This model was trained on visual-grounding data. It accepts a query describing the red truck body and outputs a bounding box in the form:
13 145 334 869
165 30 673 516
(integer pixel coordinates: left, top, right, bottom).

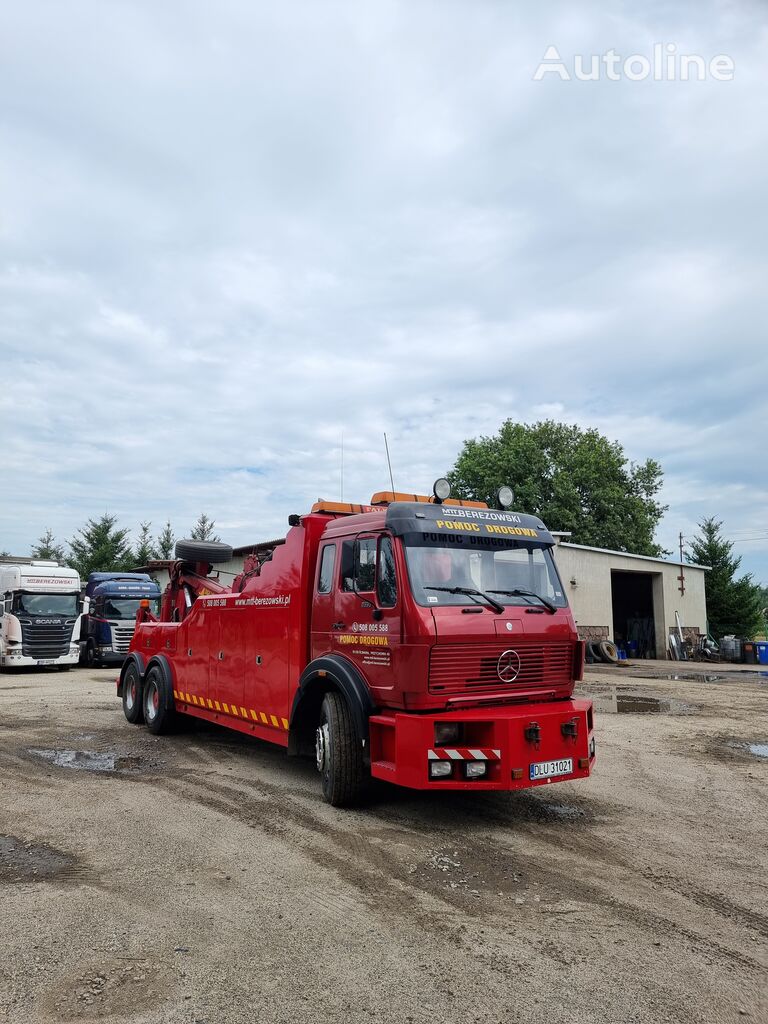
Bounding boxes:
119 492 595 803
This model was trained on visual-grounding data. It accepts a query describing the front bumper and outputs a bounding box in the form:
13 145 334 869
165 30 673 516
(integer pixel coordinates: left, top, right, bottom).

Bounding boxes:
0 647 80 668
368 698 595 791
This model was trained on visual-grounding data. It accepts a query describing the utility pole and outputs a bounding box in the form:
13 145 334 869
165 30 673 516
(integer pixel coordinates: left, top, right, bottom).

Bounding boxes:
677 531 686 595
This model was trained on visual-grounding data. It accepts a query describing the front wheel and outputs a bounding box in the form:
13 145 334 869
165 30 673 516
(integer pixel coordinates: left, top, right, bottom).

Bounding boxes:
85 640 97 668
315 691 367 807
122 662 144 725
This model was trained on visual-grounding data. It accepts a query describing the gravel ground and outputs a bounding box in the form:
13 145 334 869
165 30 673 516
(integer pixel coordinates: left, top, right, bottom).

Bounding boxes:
0 663 766 1024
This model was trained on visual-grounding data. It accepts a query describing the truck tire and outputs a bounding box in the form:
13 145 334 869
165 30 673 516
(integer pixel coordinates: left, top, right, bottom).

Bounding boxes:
598 641 619 664
85 639 97 668
142 664 175 735
315 691 366 807
122 662 144 725
174 539 233 564
586 642 601 663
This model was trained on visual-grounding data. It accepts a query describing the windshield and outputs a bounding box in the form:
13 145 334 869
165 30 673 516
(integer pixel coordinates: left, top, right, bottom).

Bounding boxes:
13 593 79 617
100 597 160 619
403 533 567 609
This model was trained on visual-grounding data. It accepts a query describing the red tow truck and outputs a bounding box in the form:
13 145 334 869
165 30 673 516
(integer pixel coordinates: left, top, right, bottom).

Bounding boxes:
118 482 595 805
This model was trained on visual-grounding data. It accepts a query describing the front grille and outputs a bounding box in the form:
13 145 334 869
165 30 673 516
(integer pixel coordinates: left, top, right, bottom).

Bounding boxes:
111 625 135 654
20 619 75 659
429 641 573 695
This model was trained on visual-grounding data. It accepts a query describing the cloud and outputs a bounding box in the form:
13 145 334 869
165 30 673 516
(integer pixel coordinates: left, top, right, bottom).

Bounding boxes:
0 0 766 582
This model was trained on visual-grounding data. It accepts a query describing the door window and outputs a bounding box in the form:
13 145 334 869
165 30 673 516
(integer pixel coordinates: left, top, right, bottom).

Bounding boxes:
317 544 336 594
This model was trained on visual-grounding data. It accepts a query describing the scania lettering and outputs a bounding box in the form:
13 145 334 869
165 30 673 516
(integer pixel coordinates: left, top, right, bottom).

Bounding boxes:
81 573 161 667
118 481 595 806
0 561 84 669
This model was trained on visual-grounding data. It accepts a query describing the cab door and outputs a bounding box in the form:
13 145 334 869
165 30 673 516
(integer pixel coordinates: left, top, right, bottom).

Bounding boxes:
332 534 401 699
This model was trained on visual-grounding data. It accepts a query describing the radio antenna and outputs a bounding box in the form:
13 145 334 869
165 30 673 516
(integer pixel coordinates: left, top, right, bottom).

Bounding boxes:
384 432 395 493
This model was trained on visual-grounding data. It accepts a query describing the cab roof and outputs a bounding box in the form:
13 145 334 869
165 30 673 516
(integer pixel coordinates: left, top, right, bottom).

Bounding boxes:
309 503 554 546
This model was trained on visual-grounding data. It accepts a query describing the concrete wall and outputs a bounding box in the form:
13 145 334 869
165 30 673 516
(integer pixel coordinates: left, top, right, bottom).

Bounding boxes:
553 543 707 658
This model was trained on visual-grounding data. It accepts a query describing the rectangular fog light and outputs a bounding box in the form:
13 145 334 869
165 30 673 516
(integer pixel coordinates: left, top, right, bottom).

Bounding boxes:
465 761 487 779
434 722 462 745
429 760 452 779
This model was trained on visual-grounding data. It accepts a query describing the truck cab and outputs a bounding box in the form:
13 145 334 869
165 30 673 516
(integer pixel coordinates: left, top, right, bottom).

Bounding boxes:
81 573 161 666
0 561 83 669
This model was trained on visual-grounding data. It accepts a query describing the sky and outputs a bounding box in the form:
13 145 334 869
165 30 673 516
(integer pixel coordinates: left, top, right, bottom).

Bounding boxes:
1 0 767 581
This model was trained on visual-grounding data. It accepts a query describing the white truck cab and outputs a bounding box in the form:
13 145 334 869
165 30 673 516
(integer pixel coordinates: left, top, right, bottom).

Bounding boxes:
0 561 84 669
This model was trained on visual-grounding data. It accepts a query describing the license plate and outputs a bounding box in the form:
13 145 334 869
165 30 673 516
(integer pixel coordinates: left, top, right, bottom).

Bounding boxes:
529 757 573 781
37 660 56 666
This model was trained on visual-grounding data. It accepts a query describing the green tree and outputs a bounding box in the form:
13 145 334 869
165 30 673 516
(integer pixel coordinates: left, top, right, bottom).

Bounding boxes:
68 514 133 579
155 520 176 559
688 518 764 639
448 420 667 555
189 513 220 542
132 521 157 566
31 528 67 563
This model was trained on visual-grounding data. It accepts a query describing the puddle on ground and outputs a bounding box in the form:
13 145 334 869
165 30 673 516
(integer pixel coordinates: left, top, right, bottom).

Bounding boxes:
590 691 697 715
0 835 78 883
29 749 141 773
663 673 723 683
747 743 768 758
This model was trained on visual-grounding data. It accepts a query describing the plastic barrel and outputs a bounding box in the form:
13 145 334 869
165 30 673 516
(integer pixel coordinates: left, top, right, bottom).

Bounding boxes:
720 637 735 661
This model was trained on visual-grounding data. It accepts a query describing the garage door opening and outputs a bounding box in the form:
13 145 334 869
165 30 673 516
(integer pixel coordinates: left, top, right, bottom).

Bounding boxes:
611 571 656 659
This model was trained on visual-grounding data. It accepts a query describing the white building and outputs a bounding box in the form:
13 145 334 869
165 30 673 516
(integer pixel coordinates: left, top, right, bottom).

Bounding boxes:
552 540 708 659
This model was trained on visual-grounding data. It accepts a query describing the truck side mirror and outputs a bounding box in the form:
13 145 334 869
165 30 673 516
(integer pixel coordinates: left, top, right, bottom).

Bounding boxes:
81 596 90 614
351 539 380 611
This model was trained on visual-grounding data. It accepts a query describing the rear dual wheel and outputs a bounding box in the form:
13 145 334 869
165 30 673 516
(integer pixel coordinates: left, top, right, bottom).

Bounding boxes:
122 662 144 724
142 665 176 735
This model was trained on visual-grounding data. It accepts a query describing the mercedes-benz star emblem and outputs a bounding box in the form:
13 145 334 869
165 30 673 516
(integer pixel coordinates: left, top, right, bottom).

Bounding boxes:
497 649 521 683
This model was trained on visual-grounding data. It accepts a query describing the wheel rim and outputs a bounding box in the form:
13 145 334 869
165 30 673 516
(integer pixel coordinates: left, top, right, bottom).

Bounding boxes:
125 678 135 711
315 720 330 773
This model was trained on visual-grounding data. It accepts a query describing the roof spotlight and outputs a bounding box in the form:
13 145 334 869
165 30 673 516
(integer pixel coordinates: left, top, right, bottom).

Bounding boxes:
433 478 452 502
497 485 515 509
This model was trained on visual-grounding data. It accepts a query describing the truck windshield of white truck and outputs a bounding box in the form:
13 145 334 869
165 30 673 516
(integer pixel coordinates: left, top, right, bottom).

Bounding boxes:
403 534 567 610
13 593 79 616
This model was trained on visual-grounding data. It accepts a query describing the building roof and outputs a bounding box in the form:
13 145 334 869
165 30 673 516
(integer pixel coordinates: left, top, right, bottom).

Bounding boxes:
557 542 709 571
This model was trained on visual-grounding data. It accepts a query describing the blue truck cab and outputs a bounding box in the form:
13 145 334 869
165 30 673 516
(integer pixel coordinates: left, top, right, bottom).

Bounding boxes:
81 573 161 666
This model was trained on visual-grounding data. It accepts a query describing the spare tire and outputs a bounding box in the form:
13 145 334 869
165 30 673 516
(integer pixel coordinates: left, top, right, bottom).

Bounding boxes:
598 640 619 664
586 642 602 663
174 539 233 564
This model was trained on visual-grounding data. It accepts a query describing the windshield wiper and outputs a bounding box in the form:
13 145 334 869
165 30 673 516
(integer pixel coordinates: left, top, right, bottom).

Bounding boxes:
425 586 505 615
488 589 558 614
